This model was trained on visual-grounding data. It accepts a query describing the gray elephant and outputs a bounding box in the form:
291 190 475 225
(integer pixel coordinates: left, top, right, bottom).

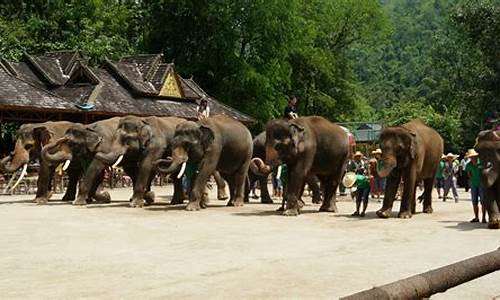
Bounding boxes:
475 129 500 229
93 116 186 207
41 118 121 205
157 115 253 210
0 121 78 204
251 116 349 216
376 120 443 218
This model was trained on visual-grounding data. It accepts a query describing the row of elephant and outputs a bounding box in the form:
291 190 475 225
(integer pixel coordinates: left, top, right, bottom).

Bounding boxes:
0 115 498 227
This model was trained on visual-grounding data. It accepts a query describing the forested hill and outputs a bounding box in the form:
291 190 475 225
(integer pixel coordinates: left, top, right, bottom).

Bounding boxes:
0 0 499 151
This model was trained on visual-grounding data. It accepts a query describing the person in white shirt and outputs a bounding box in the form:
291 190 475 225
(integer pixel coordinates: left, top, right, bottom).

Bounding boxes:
197 98 210 120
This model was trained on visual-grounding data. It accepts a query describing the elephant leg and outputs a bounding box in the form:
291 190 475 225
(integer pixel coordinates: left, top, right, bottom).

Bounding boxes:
377 170 401 218
213 171 229 200
486 186 500 229
62 162 81 201
187 160 217 211
143 173 156 206
227 168 247 207
398 167 417 219
319 175 339 213
34 161 54 204
171 176 185 205
422 178 434 214
223 173 236 206
123 165 137 202
307 175 322 204
74 159 106 205
259 175 273 204
283 163 307 216
130 154 157 208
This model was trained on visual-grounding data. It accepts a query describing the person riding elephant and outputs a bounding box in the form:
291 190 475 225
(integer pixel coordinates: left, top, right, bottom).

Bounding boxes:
41 118 122 205
375 119 444 218
156 115 253 210
251 116 349 216
92 116 186 207
475 129 500 229
0 121 78 204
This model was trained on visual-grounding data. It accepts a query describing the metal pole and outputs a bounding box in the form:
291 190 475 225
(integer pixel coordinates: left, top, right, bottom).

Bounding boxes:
341 248 500 300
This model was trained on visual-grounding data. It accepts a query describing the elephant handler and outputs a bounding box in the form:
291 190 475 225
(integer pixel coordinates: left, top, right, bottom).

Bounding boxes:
182 161 199 199
465 149 487 223
435 155 446 199
352 168 370 217
283 96 298 120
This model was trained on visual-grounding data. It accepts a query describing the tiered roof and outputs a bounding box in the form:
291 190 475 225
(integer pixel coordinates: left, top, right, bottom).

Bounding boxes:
0 50 254 123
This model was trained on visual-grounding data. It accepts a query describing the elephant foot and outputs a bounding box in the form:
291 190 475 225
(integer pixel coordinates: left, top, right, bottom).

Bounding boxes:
319 202 337 213
312 197 322 204
144 191 155 206
170 197 185 205
488 215 500 229
376 208 392 218
186 201 201 211
423 206 433 214
283 208 299 216
94 191 111 204
130 198 144 208
398 211 412 219
72 196 88 206
217 189 229 201
34 196 49 205
276 206 284 212
227 199 244 207
61 193 75 202
261 196 274 204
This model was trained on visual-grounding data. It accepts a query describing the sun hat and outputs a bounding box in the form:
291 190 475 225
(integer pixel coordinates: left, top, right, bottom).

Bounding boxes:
373 148 382 155
446 153 457 160
342 172 357 188
441 154 447 159
466 149 479 158
353 151 363 158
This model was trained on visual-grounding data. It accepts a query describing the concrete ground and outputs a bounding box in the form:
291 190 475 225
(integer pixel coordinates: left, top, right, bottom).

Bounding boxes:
0 185 499 299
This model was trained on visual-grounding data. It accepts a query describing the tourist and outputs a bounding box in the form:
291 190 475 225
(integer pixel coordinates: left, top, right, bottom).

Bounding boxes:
465 149 486 223
284 96 298 120
442 153 459 202
372 148 385 201
182 161 198 199
352 168 370 217
197 97 210 120
458 154 470 191
435 155 446 199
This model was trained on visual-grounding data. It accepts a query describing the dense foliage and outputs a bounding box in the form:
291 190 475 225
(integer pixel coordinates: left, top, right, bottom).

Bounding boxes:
0 0 498 151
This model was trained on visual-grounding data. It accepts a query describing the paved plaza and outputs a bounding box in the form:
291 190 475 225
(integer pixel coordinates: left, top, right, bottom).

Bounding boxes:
0 186 499 299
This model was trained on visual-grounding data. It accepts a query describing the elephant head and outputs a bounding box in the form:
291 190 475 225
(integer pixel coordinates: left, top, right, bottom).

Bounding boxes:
377 126 417 178
41 124 102 166
476 130 500 188
156 121 213 176
249 119 305 175
0 124 52 173
95 116 152 166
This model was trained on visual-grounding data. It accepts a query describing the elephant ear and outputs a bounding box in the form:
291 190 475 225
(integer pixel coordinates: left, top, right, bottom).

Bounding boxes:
200 124 214 150
33 126 52 148
85 128 102 152
139 120 153 148
290 123 306 153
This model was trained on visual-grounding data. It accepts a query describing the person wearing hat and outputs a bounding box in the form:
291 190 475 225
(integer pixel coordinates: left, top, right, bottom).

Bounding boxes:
347 151 367 201
465 149 486 223
197 97 210 120
435 154 446 199
442 153 459 202
349 168 370 217
284 96 298 120
371 148 385 202
458 153 470 192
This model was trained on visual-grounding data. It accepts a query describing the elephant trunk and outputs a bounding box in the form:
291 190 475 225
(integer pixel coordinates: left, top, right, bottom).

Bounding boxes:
41 138 73 164
482 163 498 188
0 140 30 173
95 143 127 166
156 147 189 174
249 157 272 176
377 157 397 178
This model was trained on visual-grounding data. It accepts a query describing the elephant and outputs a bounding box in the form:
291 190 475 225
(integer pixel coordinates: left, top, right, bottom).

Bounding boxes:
251 116 349 216
375 119 443 219
475 129 500 229
156 115 253 211
248 131 322 205
41 117 122 205
92 115 187 208
0 121 78 204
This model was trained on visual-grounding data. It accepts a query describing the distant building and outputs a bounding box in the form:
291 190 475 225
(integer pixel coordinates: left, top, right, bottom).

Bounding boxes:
337 122 382 143
0 50 254 124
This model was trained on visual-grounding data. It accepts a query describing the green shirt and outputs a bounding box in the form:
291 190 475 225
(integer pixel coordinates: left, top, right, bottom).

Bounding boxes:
184 161 198 179
376 159 384 172
436 160 445 179
465 160 482 188
356 174 370 189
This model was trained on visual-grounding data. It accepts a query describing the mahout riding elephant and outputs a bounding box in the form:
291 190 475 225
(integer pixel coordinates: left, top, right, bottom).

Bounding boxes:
251 116 349 216
41 117 122 205
375 119 443 219
0 121 78 204
475 129 500 229
91 115 188 207
156 115 253 210
248 131 322 205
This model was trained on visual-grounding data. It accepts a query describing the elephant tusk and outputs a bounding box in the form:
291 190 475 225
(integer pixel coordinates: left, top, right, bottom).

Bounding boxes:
62 160 71 171
276 165 282 180
11 164 28 191
177 162 187 179
112 154 124 168
2 171 18 194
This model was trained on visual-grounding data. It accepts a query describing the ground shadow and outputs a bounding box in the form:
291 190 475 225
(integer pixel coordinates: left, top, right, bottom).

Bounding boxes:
333 211 380 220
0 199 36 205
439 220 489 231
232 208 320 217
